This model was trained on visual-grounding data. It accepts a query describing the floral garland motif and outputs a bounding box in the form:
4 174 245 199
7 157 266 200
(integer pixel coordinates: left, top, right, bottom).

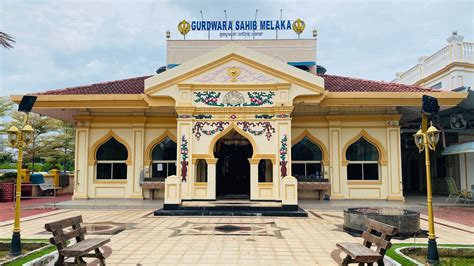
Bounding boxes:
180 135 189 182
192 121 230 140
194 91 275 107
279 134 288 178
255 114 275 119
237 121 275 141
243 91 275 106
194 91 224 107
193 114 212 119
276 114 290 118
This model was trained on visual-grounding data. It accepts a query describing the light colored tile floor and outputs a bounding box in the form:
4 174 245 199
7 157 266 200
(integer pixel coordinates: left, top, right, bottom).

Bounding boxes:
1 209 473 265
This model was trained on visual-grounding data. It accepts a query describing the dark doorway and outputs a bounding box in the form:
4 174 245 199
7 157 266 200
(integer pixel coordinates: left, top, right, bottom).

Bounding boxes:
214 129 253 199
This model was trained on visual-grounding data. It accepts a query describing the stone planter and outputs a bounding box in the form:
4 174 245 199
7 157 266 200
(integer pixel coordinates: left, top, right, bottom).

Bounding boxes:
343 207 420 237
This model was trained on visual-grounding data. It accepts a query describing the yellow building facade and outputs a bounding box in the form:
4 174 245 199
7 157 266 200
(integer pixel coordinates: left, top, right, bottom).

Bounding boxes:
13 41 466 206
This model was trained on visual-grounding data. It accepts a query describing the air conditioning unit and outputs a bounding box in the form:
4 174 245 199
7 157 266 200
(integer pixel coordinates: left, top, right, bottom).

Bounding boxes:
450 113 467 129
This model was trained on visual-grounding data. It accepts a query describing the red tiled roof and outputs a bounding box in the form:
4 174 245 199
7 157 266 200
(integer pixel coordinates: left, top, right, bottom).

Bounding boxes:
35 76 152 95
320 74 433 92
34 73 432 95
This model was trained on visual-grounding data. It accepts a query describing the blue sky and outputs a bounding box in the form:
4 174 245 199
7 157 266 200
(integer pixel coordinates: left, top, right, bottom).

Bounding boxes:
0 0 472 96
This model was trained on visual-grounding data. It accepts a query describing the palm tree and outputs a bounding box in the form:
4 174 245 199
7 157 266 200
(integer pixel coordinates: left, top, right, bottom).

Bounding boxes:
0 31 15 49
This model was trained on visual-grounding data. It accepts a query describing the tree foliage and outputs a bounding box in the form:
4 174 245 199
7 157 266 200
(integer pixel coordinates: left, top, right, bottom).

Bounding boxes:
0 97 15 155
37 121 75 171
7 112 75 171
0 31 15 49
0 96 13 117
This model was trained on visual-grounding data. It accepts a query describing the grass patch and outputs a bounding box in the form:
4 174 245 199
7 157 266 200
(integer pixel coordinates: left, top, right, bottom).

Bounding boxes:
0 238 56 266
386 243 474 266
3 245 56 266
0 239 49 242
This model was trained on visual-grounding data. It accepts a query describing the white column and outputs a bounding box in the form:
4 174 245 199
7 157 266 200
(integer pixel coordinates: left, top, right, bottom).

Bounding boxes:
328 118 343 199
207 159 217 200
73 126 89 199
130 126 145 198
250 160 259 200
276 115 292 202
273 160 280 200
176 111 192 200
387 126 404 200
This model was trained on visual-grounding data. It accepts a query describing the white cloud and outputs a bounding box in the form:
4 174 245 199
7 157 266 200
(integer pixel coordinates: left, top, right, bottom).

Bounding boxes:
0 0 472 96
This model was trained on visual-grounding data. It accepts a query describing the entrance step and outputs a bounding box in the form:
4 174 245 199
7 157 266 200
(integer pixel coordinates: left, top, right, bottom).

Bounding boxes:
222 194 249 200
154 201 308 217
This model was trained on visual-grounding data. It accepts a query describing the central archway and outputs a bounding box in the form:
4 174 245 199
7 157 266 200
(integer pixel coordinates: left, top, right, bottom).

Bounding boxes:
214 129 253 199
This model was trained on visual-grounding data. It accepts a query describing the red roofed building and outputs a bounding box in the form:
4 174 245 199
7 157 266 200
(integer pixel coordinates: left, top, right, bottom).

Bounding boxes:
12 39 467 208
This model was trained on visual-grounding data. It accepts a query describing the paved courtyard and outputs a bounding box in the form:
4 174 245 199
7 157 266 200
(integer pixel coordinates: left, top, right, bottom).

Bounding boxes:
1 205 473 265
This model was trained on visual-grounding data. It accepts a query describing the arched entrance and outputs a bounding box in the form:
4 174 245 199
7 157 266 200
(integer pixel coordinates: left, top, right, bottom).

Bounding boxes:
214 129 253 199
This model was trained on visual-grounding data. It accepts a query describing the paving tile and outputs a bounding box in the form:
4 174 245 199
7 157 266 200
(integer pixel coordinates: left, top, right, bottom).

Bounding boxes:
0 208 472 265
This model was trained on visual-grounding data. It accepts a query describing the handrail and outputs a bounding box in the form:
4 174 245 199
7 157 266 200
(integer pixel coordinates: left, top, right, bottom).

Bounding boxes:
394 41 473 84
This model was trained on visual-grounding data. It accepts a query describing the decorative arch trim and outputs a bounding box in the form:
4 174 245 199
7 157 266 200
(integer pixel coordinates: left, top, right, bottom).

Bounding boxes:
88 130 132 166
208 122 258 158
144 130 177 165
341 130 387 166
291 130 329 165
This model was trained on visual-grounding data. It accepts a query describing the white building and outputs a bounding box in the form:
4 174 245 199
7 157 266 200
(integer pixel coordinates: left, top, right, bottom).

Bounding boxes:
394 32 474 196
393 31 473 90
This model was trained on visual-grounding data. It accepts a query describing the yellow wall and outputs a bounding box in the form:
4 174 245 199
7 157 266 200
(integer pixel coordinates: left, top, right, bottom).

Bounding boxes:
73 113 403 201
291 115 403 201
73 118 177 199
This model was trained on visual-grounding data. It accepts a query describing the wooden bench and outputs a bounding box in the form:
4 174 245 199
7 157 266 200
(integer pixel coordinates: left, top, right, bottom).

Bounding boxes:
45 215 110 265
298 181 331 200
336 219 398 265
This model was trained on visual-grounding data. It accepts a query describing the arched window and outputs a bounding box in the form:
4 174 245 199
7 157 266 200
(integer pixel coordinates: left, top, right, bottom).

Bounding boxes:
258 159 273 183
291 137 324 181
96 137 128 180
346 137 379 180
151 137 177 179
195 159 207 182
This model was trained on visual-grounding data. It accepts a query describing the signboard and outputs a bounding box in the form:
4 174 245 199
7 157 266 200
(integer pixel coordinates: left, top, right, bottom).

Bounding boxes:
177 18 305 39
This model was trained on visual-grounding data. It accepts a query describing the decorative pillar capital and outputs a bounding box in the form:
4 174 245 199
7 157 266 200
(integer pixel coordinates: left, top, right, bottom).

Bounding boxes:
175 106 196 117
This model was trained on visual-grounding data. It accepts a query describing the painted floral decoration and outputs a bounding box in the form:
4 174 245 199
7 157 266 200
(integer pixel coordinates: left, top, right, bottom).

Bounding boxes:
237 121 275 141
192 121 229 140
279 134 288 178
244 91 275 106
255 114 275 119
194 91 275 107
180 135 189 182
193 114 212 119
194 91 224 107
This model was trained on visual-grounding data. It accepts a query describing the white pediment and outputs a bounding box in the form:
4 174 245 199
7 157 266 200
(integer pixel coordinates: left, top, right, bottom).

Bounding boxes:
188 60 281 84
144 44 325 105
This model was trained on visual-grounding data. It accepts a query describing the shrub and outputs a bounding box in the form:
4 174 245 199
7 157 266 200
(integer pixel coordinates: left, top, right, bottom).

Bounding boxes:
0 172 17 183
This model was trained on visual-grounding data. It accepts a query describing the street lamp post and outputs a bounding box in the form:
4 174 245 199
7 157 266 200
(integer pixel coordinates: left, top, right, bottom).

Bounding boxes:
413 118 440 263
6 95 36 257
